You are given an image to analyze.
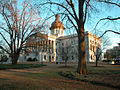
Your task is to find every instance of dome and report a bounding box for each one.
[50,14,65,30]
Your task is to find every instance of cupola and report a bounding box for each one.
[50,14,65,37]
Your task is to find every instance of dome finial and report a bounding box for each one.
[56,14,60,20]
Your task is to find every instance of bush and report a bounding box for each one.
[27,58,38,62]
[32,58,38,61]
[0,55,8,62]
[27,58,33,62]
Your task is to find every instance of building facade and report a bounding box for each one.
[23,15,101,63]
[105,43,120,61]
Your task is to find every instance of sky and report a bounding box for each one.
[84,2,120,48]
[0,0,120,49]
[39,0,120,49]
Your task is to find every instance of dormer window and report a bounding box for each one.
[61,31,63,34]
[56,29,59,34]
[51,30,54,34]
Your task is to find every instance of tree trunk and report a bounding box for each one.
[96,56,99,67]
[65,60,67,67]
[77,28,88,75]
[11,53,19,65]
[96,59,98,67]
[76,0,88,75]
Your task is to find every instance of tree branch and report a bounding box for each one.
[40,2,77,22]
[0,45,10,54]
[0,32,10,47]
[66,0,79,22]
[99,30,120,38]
[84,0,90,24]
[94,16,120,30]
[97,0,120,8]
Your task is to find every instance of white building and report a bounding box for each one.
[24,15,101,63]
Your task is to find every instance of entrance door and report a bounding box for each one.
[49,56,51,62]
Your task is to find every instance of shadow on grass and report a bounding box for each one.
[58,72,120,89]
[0,64,46,70]
[58,66,74,68]
[91,66,105,67]
[0,78,8,80]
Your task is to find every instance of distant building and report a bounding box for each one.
[22,15,101,63]
[105,43,120,61]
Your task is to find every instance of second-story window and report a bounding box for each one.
[56,49,57,53]
[56,56,58,60]
[72,56,74,60]
[62,43,64,46]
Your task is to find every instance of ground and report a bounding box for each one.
[0,62,120,90]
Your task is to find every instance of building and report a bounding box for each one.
[23,15,101,63]
[105,43,120,61]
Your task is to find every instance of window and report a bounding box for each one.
[93,46,94,52]
[62,48,64,52]
[49,40,50,44]
[61,31,63,34]
[56,49,57,53]
[56,30,58,33]
[66,47,68,52]
[56,29,59,33]
[72,56,74,60]
[56,56,58,60]
[91,55,92,60]
[62,56,64,60]
[44,55,46,60]
[66,41,69,46]
[51,30,54,34]
[71,40,73,44]
[52,56,54,59]
[62,43,64,46]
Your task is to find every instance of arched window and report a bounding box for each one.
[44,55,46,60]
[91,55,92,60]
[72,56,74,60]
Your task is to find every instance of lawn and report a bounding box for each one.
[0,64,46,70]
[0,63,120,90]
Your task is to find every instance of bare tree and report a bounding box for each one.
[95,36,111,66]
[95,46,102,67]
[0,0,41,64]
[36,0,97,75]
[57,40,72,67]
[61,46,69,67]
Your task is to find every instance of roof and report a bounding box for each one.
[50,14,65,30]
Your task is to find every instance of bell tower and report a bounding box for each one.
[50,14,65,37]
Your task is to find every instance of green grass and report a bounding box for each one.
[0,64,46,70]
[87,66,120,74]
[21,71,63,80]
[0,63,120,89]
